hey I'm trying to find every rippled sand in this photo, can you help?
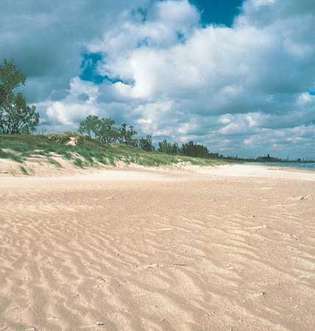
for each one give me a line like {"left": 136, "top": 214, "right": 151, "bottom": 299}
{"left": 0, "top": 167, "right": 315, "bottom": 330}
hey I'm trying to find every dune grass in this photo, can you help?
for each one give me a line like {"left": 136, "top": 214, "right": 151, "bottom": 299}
{"left": 0, "top": 134, "right": 224, "bottom": 169}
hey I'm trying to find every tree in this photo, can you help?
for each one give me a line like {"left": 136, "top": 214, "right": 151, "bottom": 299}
{"left": 181, "top": 141, "right": 209, "bottom": 158}
{"left": 79, "top": 115, "right": 120, "bottom": 144}
{"left": 97, "top": 118, "right": 119, "bottom": 144}
{"left": 0, "top": 59, "right": 39, "bottom": 134}
{"left": 118, "top": 123, "right": 138, "bottom": 146}
{"left": 158, "top": 140, "right": 179, "bottom": 154}
{"left": 139, "top": 135, "right": 155, "bottom": 151}
{"left": 78, "top": 115, "right": 100, "bottom": 138}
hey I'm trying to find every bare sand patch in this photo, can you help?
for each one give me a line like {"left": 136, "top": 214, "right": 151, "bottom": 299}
{"left": 0, "top": 166, "right": 314, "bottom": 330}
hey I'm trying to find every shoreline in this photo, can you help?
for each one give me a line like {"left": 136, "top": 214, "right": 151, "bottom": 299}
{"left": 1, "top": 161, "right": 315, "bottom": 182}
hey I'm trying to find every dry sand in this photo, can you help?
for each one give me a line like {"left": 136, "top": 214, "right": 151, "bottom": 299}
{"left": 0, "top": 165, "right": 315, "bottom": 330}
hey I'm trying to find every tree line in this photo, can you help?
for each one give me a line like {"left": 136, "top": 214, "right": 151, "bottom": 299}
{"left": 0, "top": 59, "right": 217, "bottom": 159}
{"left": 3, "top": 59, "right": 313, "bottom": 163}
{"left": 78, "top": 115, "right": 217, "bottom": 158}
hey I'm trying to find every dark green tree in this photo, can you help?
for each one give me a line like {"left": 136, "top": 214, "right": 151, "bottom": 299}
{"left": 78, "top": 115, "right": 101, "bottom": 138}
{"left": 158, "top": 140, "right": 179, "bottom": 154}
{"left": 79, "top": 115, "right": 120, "bottom": 144}
{"left": 181, "top": 141, "right": 209, "bottom": 158}
{"left": 139, "top": 135, "right": 155, "bottom": 151}
{"left": 97, "top": 118, "right": 119, "bottom": 144}
{"left": 118, "top": 123, "right": 138, "bottom": 146}
{"left": 0, "top": 59, "right": 39, "bottom": 134}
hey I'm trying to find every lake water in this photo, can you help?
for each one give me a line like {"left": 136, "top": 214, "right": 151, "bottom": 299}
{"left": 260, "top": 162, "right": 315, "bottom": 171}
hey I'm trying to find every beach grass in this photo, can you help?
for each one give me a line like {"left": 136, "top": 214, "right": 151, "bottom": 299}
{"left": 0, "top": 134, "right": 224, "bottom": 168}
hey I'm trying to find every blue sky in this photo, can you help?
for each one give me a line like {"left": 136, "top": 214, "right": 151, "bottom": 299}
{"left": 191, "top": 0, "right": 243, "bottom": 26}
{"left": 80, "top": 0, "right": 244, "bottom": 85}
{"left": 1, "top": 0, "right": 315, "bottom": 159}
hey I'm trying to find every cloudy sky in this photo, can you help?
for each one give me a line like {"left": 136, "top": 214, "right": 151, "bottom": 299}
{"left": 1, "top": 0, "right": 315, "bottom": 158}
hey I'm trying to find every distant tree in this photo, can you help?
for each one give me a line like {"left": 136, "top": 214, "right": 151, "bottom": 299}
{"left": 78, "top": 115, "right": 215, "bottom": 159}
{"left": 139, "top": 135, "right": 155, "bottom": 151}
{"left": 97, "top": 118, "right": 119, "bottom": 144}
{"left": 79, "top": 115, "right": 120, "bottom": 144}
{"left": 78, "top": 115, "right": 100, "bottom": 138}
{"left": 181, "top": 141, "right": 209, "bottom": 158}
{"left": 158, "top": 140, "right": 179, "bottom": 154}
{"left": 0, "top": 59, "right": 39, "bottom": 134}
{"left": 118, "top": 123, "right": 138, "bottom": 146}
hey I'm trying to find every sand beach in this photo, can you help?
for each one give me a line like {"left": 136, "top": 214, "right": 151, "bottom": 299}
{"left": 0, "top": 165, "right": 315, "bottom": 330}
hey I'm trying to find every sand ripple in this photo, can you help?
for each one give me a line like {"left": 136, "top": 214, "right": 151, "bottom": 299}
{"left": 0, "top": 171, "right": 315, "bottom": 330}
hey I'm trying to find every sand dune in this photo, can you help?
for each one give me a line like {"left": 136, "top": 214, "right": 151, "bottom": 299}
{"left": 0, "top": 166, "right": 315, "bottom": 330}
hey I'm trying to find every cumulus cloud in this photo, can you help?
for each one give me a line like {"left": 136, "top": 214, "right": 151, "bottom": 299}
{"left": 1, "top": 0, "right": 315, "bottom": 158}
{"left": 95, "top": 1, "right": 315, "bottom": 104}
{"left": 0, "top": 0, "right": 149, "bottom": 102}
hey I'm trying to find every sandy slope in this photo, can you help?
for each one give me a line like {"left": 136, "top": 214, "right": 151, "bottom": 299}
{"left": 0, "top": 165, "right": 315, "bottom": 331}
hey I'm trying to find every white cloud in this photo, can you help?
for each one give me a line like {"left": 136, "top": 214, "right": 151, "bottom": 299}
{"left": 91, "top": 0, "right": 315, "bottom": 112}
{"left": 46, "top": 102, "right": 95, "bottom": 126}
{"left": 297, "top": 93, "right": 313, "bottom": 107}
{"left": 0, "top": 0, "right": 149, "bottom": 102}
{"left": 42, "top": 78, "right": 100, "bottom": 126}
{"left": 2, "top": 0, "right": 315, "bottom": 158}
{"left": 218, "top": 113, "right": 268, "bottom": 135}
{"left": 254, "top": 0, "right": 276, "bottom": 6}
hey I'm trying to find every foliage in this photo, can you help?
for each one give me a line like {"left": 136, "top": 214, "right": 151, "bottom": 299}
{"left": 181, "top": 141, "right": 210, "bottom": 158}
{"left": 0, "top": 134, "right": 223, "bottom": 169}
{"left": 118, "top": 123, "right": 138, "bottom": 146}
{"left": 78, "top": 115, "right": 219, "bottom": 159}
{"left": 79, "top": 116, "right": 138, "bottom": 146}
{"left": 158, "top": 140, "right": 180, "bottom": 154}
{"left": 96, "top": 118, "right": 118, "bottom": 144}
{"left": 158, "top": 139, "right": 211, "bottom": 158}
{"left": 0, "top": 59, "right": 39, "bottom": 134}
{"left": 78, "top": 115, "right": 100, "bottom": 138}
{"left": 138, "top": 135, "right": 155, "bottom": 152}
{"left": 47, "top": 132, "right": 82, "bottom": 144}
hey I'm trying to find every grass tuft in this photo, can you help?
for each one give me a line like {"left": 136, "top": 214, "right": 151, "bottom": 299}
{"left": 0, "top": 134, "right": 224, "bottom": 169}
{"left": 19, "top": 166, "right": 30, "bottom": 175}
